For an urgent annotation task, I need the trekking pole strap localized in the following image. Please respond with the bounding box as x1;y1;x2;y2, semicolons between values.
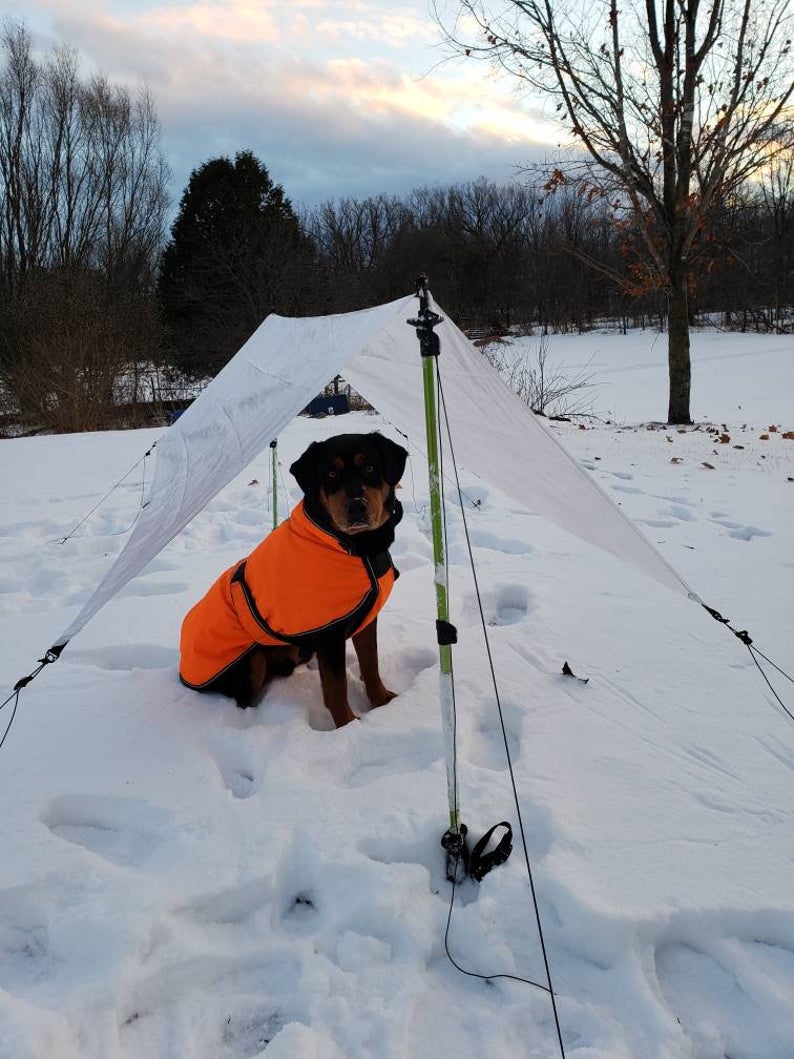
469;822;514;882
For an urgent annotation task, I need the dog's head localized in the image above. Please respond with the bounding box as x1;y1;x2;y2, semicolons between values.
290;433;408;536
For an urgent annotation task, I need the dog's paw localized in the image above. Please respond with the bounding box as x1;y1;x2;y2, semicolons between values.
365;684;397;709
334;709;359;728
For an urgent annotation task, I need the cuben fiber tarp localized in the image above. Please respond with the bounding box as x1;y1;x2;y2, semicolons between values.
52;292;695;651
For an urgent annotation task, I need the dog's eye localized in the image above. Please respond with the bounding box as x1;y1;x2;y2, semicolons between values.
327;470;338;479
364;464;375;474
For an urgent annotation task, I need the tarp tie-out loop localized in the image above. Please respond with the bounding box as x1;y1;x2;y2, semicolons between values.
12;644;63;694
701;603;753;646
13;661;49;693
702;603;794;725
1;645;65;751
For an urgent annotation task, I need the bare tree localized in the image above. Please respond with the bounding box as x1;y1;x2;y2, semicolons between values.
482;336;596;417
0;20;169;431
437;0;794;422
303;193;412;310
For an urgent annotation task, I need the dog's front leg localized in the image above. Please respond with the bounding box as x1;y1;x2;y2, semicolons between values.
316;635;357;728
353;619;396;709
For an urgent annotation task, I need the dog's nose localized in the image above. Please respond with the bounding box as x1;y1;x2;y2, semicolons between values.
345;497;368;523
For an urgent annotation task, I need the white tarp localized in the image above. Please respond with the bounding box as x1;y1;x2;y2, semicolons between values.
52;292;695;650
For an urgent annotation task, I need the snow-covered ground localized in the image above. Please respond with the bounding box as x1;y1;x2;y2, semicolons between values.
1;328;793;1059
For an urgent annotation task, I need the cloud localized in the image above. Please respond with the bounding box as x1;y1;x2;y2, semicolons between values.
139;3;282;44
9;0;562;208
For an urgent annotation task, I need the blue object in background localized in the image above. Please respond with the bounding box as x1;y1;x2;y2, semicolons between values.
304;394;350;417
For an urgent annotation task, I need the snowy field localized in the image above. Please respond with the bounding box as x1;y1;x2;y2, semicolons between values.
1;328;793;1059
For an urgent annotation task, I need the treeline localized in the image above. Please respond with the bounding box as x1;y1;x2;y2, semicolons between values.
1;21;792;431
305;183;627;332
305;172;794;337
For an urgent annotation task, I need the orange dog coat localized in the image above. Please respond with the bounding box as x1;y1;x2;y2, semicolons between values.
179;500;396;688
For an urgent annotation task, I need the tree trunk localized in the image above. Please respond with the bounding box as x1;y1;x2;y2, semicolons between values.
667;272;692;424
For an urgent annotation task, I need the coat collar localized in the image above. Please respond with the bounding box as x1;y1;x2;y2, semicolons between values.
296;496;402;557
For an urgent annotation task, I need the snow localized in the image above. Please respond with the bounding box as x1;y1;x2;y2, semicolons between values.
1;327;793;1059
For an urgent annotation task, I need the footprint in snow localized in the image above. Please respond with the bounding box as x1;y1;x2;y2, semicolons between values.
468;697;523;771
232;507;273;527
121;954;299;1054
359;829;478;902
468;527;533;556
389;549;427;574
281;891;319;929
639;505;698;528
41;794;174;867
174;877;273;927
220;1004;287;1057
206;733;260;799
399;647;437;683
139;557;180;575
667;504;696;522
636;517;679;528
117;882;299;1053
488;584;531;627
359;831;436;870
709;515;772;540
321;729;442;789
0;891;52;990
334;928;393;973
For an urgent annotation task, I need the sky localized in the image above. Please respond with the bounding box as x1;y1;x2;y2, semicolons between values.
4;0;565;213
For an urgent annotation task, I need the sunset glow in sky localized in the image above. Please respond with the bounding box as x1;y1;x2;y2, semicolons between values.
4;0;564;208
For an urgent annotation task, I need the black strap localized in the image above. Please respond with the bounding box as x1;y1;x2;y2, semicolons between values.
469;822;513;882
436;619;458;646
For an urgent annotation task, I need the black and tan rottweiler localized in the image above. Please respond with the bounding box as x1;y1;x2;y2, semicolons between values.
179;432;407;727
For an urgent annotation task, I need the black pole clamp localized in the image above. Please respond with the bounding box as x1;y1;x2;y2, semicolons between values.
441;823;470;883
407;274;444;357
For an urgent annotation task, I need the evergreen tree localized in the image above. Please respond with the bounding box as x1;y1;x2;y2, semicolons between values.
160;151;317;377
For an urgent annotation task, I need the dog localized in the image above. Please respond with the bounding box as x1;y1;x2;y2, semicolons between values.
179;432;408;727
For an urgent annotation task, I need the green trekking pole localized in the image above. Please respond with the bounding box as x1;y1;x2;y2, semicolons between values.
408;275;471;883
270;438;278;529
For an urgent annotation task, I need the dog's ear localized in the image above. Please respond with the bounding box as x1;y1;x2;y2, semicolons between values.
371;434;408;486
290;440;325;496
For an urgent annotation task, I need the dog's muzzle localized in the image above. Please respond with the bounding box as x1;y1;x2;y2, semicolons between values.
345;497;369;525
